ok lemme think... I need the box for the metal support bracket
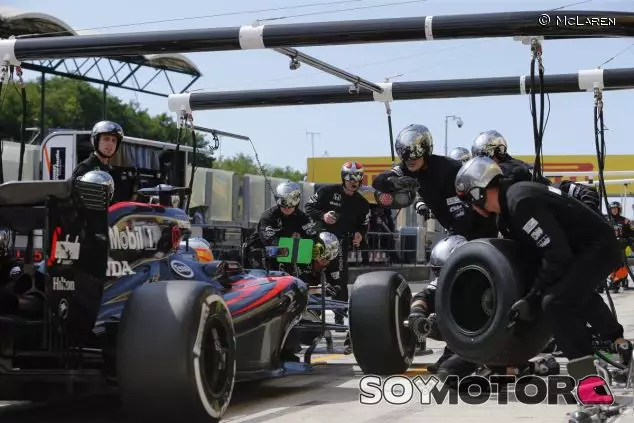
[0,38,20,66]
[167,92,192,114]
[274,46,383,94]
[579,68,605,92]
[513,35,545,45]
[372,82,393,102]
[239,22,265,50]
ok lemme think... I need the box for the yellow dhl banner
[306,155,634,197]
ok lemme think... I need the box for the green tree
[0,76,304,176]
[214,153,305,181]
[0,76,204,147]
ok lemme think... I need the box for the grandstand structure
[0,6,202,140]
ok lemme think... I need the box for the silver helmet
[78,170,115,201]
[471,130,508,159]
[274,181,302,208]
[394,124,434,162]
[455,157,503,208]
[430,235,468,268]
[448,147,472,164]
[315,232,340,261]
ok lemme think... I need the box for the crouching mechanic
[455,156,632,380]
[304,161,370,319]
[408,235,468,373]
[243,181,318,270]
[471,130,601,212]
[281,231,343,361]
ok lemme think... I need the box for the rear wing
[0,179,109,341]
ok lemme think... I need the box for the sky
[8,0,634,174]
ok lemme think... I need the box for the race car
[99,187,310,382]
[0,176,309,423]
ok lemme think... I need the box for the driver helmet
[471,130,508,159]
[91,121,124,159]
[394,124,434,162]
[448,147,472,164]
[78,170,115,202]
[429,235,468,278]
[313,232,340,262]
[274,181,302,209]
[610,201,621,214]
[179,237,213,263]
[341,161,365,184]
[455,156,504,209]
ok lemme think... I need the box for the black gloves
[407,305,431,339]
[508,289,541,327]
[388,176,420,190]
[415,201,431,220]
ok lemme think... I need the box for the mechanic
[607,201,634,245]
[448,147,472,164]
[72,121,123,179]
[243,181,318,272]
[605,201,634,292]
[281,231,343,361]
[408,235,468,374]
[304,161,371,317]
[454,156,632,380]
[372,124,498,372]
[373,124,498,241]
[471,130,601,213]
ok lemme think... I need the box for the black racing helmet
[91,121,124,158]
[394,124,434,162]
[455,156,504,209]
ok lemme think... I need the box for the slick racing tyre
[349,271,416,375]
[435,238,552,366]
[117,281,236,423]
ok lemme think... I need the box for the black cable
[593,91,621,320]
[0,66,6,185]
[185,121,197,215]
[17,67,27,182]
[385,103,395,163]
[528,41,546,181]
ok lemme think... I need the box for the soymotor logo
[359,375,614,406]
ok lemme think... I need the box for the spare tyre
[349,271,416,375]
[435,238,551,366]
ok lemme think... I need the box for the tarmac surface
[1,282,633,423]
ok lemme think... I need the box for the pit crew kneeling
[455,156,632,381]
[408,235,468,373]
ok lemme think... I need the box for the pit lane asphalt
[2,282,634,423]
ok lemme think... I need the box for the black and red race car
[0,180,312,423]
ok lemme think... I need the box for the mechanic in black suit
[454,156,632,380]
[304,161,371,319]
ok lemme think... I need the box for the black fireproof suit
[304,183,370,302]
[499,181,624,359]
[498,154,602,215]
[373,155,499,374]
[373,155,499,241]
[244,205,318,274]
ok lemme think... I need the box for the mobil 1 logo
[110,225,158,251]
